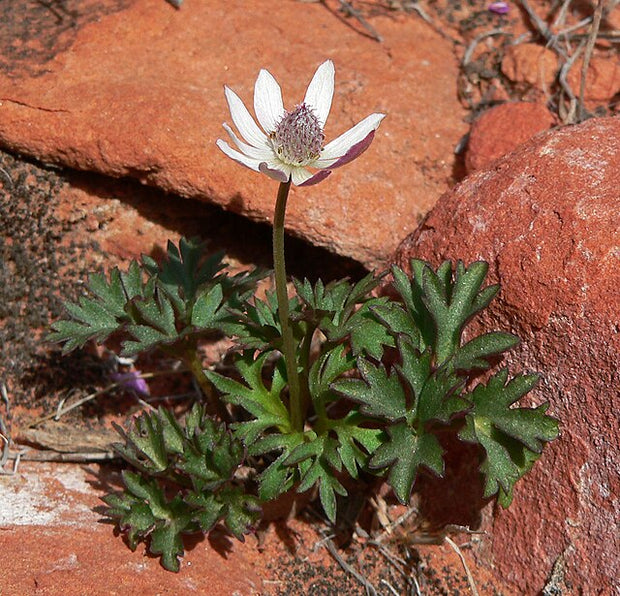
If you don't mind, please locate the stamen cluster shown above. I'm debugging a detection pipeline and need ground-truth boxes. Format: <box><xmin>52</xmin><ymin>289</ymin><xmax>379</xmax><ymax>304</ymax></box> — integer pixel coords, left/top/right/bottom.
<box><xmin>270</xmin><ymin>104</ymin><xmax>324</xmax><ymax>166</ymax></box>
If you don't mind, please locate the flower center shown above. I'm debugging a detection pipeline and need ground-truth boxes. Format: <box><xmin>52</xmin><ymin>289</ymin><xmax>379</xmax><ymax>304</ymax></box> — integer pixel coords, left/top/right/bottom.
<box><xmin>270</xmin><ymin>104</ymin><xmax>324</xmax><ymax>166</ymax></box>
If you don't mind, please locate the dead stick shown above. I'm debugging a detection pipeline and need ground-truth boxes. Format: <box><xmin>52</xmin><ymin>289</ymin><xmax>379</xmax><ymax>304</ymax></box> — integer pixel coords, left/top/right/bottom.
<box><xmin>337</xmin><ymin>0</ymin><xmax>383</xmax><ymax>42</ymax></box>
<box><xmin>578</xmin><ymin>0</ymin><xmax>605</xmax><ymax>121</ymax></box>
<box><xmin>445</xmin><ymin>536</ymin><xmax>479</xmax><ymax>596</ymax></box>
<box><xmin>323</xmin><ymin>537</ymin><xmax>379</xmax><ymax>595</ymax></box>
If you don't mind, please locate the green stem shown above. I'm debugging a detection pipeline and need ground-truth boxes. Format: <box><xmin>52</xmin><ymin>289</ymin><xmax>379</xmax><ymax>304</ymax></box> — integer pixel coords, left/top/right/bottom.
<box><xmin>183</xmin><ymin>346</ymin><xmax>228</xmax><ymax>420</ymax></box>
<box><xmin>297</xmin><ymin>323</ymin><xmax>315</xmax><ymax>425</ymax></box>
<box><xmin>273</xmin><ymin>181</ymin><xmax>302</xmax><ymax>432</ymax></box>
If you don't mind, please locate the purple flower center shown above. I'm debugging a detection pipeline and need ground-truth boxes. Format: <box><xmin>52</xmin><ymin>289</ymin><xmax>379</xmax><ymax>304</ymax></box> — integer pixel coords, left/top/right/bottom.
<box><xmin>271</xmin><ymin>103</ymin><xmax>324</xmax><ymax>166</ymax></box>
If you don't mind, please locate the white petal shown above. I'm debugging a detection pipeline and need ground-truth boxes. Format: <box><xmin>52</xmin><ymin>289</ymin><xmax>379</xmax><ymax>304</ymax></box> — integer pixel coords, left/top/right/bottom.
<box><xmin>224</xmin><ymin>86</ymin><xmax>269</xmax><ymax>148</ymax></box>
<box><xmin>290</xmin><ymin>167</ymin><xmax>313</xmax><ymax>186</ymax></box>
<box><xmin>254</xmin><ymin>69</ymin><xmax>285</xmax><ymax>133</ymax></box>
<box><xmin>223</xmin><ymin>123</ymin><xmax>274</xmax><ymax>161</ymax></box>
<box><xmin>316</xmin><ymin>113</ymin><xmax>385</xmax><ymax>166</ymax></box>
<box><xmin>296</xmin><ymin>169</ymin><xmax>332</xmax><ymax>187</ymax></box>
<box><xmin>304</xmin><ymin>60</ymin><xmax>335</xmax><ymax>128</ymax></box>
<box><xmin>259</xmin><ymin>162</ymin><xmax>290</xmax><ymax>183</ymax></box>
<box><xmin>216</xmin><ymin>139</ymin><xmax>262</xmax><ymax>172</ymax></box>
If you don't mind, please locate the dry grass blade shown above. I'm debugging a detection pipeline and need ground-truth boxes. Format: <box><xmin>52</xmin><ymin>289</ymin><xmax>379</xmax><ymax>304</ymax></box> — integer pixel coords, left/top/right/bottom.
<box><xmin>444</xmin><ymin>536</ymin><xmax>479</xmax><ymax>596</ymax></box>
<box><xmin>578</xmin><ymin>0</ymin><xmax>605</xmax><ymax>121</ymax></box>
<box><xmin>337</xmin><ymin>0</ymin><xmax>383</xmax><ymax>42</ymax></box>
<box><xmin>323</xmin><ymin>536</ymin><xmax>379</xmax><ymax>595</ymax></box>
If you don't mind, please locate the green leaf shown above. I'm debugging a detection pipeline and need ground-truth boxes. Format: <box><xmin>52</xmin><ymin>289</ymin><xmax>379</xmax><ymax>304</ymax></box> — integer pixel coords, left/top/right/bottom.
<box><xmin>179</xmin><ymin>417</ymin><xmax>244</xmax><ymax>492</ymax></box>
<box><xmin>285</xmin><ymin>434</ymin><xmax>346</xmax><ymax>523</ymax></box>
<box><xmin>293</xmin><ymin>273</ymin><xmax>393</xmax><ymax>359</ymax></box>
<box><xmin>206</xmin><ymin>352</ymin><xmax>291</xmax><ymax>445</ymax></box>
<box><xmin>185</xmin><ymin>487</ymin><xmax>261</xmax><ymax>540</ymax></box>
<box><xmin>48</xmin><ymin>261</ymin><xmax>149</xmax><ymax>353</ymax></box>
<box><xmin>453</xmin><ymin>332</ymin><xmax>519</xmax><ymax>371</ymax></box>
<box><xmin>123</xmin><ymin>291</ymin><xmax>180</xmax><ymax>355</ymax></box>
<box><xmin>308</xmin><ymin>344</ymin><xmax>356</xmax><ymax>407</ymax></box>
<box><xmin>149</xmin><ymin>513</ymin><xmax>189</xmax><ymax>573</ymax></box>
<box><xmin>330</xmin><ymin>411</ymin><xmax>384</xmax><ymax>478</ymax></box>
<box><xmin>103</xmin><ymin>472</ymin><xmax>194</xmax><ymax>572</ymax></box>
<box><xmin>347</xmin><ymin>300</ymin><xmax>395</xmax><ymax>359</ymax></box>
<box><xmin>252</xmin><ymin>432</ymin><xmax>308</xmax><ymax>501</ymax></box>
<box><xmin>190</xmin><ymin>284</ymin><xmax>225</xmax><ymax>328</ymax></box>
<box><xmin>230</xmin><ymin>290</ymin><xmax>299</xmax><ymax>352</ymax></box>
<box><xmin>112</xmin><ymin>413</ymin><xmax>169</xmax><ymax>473</ymax></box>
<box><xmin>185</xmin><ymin>492</ymin><xmax>224</xmax><ymax>532</ymax></box>
<box><xmin>218</xmin><ymin>487</ymin><xmax>262</xmax><ymax>540</ymax></box>
<box><xmin>334</xmin><ymin>337</ymin><xmax>467</xmax><ymax>504</ymax></box>
<box><xmin>369</xmin><ymin>422</ymin><xmax>444</xmax><ymax>504</ymax></box>
<box><xmin>420</xmin><ymin>260</ymin><xmax>498</xmax><ymax>364</ymax></box>
<box><xmin>459</xmin><ymin>370</ymin><xmax>559</xmax><ymax>503</ymax></box>
<box><xmin>104</xmin><ymin>404</ymin><xmax>259</xmax><ymax>571</ymax></box>
<box><xmin>142</xmin><ymin>238</ymin><xmax>226</xmax><ymax>307</ymax></box>
<box><xmin>102</xmin><ymin>479</ymin><xmax>156</xmax><ymax>551</ymax></box>
<box><xmin>370</xmin><ymin>301</ymin><xmax>421</xmax><ymax>349</ymax></box>
<box><xmin>332</xmin><ymin>359</ymin><xmax>408</xmax><ymax>420</ymax></box>
<box><xmin>157</xmin><ymin>407</ymin><xmax>186</xmax><ymax>455</ymax></box>
<box><xmin>398</xmin><ymin>338</ymin><xmax>467</xmax><ymax>423</ymax></box>
<box><xmin>388</xmin><ymin>260</ymin><xmax>501</xmax><ymax>366</ymax></box>
<box><xmin>389</xmin><ymin>264</ymin><xmax>435</xmax><ymax>351</ymax></box>
<box><xmin>50</xmin><ymin>237</ymin><xmax>263</xmax><ymax>360</ymax></box>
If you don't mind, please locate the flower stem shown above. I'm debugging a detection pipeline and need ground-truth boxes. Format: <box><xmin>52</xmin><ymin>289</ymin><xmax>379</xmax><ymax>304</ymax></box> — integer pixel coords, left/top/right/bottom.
<box><xmin>173</xmin><ymin>344</ymin><xmax>228</xmax><ymax>420</ymax></box>
<box><xmin>273</xmin><ymin>181</ymin><xmax>302</xmax><ymax>432</ymax></box>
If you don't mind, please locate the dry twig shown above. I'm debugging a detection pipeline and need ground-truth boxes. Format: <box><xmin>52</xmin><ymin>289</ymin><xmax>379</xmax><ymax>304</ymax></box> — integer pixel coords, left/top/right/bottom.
<box><xmin>445</xmin><ymin>535</ymin><xmax>480</xmax><ymax>596</ymax></box>
<box><xmin>323</xmin><ymin>536</ymin><xmax>379</xmax><ymax>595</ymax></box>
<box><xmin>578</xmin><ymin>0</ymin><xmax>605</xmax><ymax>121</ymax></box>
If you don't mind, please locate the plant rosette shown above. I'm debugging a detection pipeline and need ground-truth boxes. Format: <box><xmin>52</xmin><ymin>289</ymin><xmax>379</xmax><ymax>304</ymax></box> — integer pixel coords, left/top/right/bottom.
<box><xmin>49</xmin><ymin>61</ymin><xmax>558</xmax><ymax>572</ymax></box>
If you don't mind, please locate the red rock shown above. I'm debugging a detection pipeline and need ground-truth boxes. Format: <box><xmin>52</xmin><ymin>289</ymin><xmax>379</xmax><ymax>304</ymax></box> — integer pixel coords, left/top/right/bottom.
<box><xmin>0</xmin><ymin>0</ymin><xmax>468</xmax><ymax>270</ymax></box>
<box><xmin>501</xmin><ymin>43</ymin><xmax>558</xmax><ymax>89</ymax></box>
<box><xmin>465</xmin><ymin>102</ymin><xmax>557</xmax><ymax>173</ymax></box>
<box><xmin>567</xmin><ymin>56</ymin><xmax>620</xmax><ymax>106</ymax></box>
<box><xmin>0</xmin><ymin>460</ymin><xmax>518</xmax><ymax>595</ymax></box>
<box><xmin>0</xmin><ymin>462</ymin><xmax>261</xmax><ymax>595</ymax></box>
<box><xmin>394</xmin><ymin>117</ymin><xmax>620</xmax><ymax>593</ymax></box>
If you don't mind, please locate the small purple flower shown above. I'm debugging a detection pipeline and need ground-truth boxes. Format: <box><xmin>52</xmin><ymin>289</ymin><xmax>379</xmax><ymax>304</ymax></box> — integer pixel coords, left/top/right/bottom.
<box><xmin>488</xmin><ymin>1</ymin><xmax>510</xmax><ymax>14</ymax></box>
<box><xmin>111</xmin><ymin>370</ymin><xmax>150</xmax><ymax>397</ymax></box>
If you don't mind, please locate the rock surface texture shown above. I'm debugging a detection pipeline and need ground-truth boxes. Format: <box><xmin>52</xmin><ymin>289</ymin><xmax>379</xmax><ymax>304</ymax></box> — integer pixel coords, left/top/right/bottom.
<box><xmin>0</xmin><ymin>0</ymin><xmax>468</xmax><ymax>270</ymax></box>
<box><xmin>465</xmin><ymin>101</ymin><xmax>557</xmax><ymax>173</ymax></box>
<box><xmin>395</xmin><ymin>116</ymin><xmax>620</xmax><ymax>594</ymax></box>
<box><xmin>0</xmin><ymin>462</ymin><xmax>262</xmax><ymax>595</ymax></box>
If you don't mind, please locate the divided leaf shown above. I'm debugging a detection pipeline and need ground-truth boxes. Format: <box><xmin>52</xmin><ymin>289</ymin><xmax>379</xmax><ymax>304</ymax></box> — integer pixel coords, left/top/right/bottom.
<box><xmin>333</xmin><ymin>337</ymin><xmax>467</xmax><ymax>503</ymax></box>
<box><xmin>387</xmin><ymin>260</ymin><xmax>500</xmax><ymax>366</ymax></box>
<box><xmin>459</xmin><ymin>370</ymin><xmax>559</xmax><ymax>505</ymax></box>
<box><xmin>49</xmin><ymin>237</ymin><xmax>263</xmax><ymax>359</ymax></box>
<box><xmin>369</xmin><ymin>422</ymin><xmax>444</xmax><ymax>504</ymax></box>
<box><xmin>205</xmin><ymin>352</ymin><xmax>292</xmax><ymax>445</ymax></box>
<box><xmin>102</xmin><ymin>472</ymin><xmax>194</xmax><ymax>572</ymax></box>
<box><xmin>293</xmin><ymin>273</ymin><xmax>393</xmax><ymax>359</ymax></box>
<box><xmin>48</xmin><ymin>262</ymin><xmax>145</xmax><ymax>352</ymax></box>
<box><xmin>103</xmin><ymin>404</ymin><xmax>260</xmax><ymax>571</ymax></box>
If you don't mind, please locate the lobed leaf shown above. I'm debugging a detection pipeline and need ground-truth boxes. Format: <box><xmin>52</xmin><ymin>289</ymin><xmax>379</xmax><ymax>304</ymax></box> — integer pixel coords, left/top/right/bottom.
<box><xmin>459</xmin><ymin>370</ymin><xmax>559</xmax><ymax>504</ymax></box>
<box><xmin>206</xmin><ymin>352</ymin><xmax>291</xmax><ymax>445</ymax></box>
<box><xmin>369</xmin><ymin>422</ymin><xmax>444</xmax><ymax>504</ymax></box>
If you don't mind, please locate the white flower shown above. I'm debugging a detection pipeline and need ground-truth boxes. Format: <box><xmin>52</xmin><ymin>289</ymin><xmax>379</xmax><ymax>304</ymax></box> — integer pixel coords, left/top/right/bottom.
<box><xmin>217</xmin><ymin>60</ymin><xmax>385</xmax><ymax>186</ymax></box>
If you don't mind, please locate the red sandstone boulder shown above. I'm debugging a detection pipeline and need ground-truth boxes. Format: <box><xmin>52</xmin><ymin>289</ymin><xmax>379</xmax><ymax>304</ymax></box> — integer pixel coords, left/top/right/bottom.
<box><xmin>501</xmin><ymin>43</ymin><xmax>558</xmax><ymax>89</ymax></box>
<box><xmin>394</xmin><ymin>116</ymin><xmax>620</xmax><ymax>594</ymax></box>
<box><xmin>567</xmin><ymin>56</ymin><xmax>620</xmax><ymax>107</ymax></box>
<box><xmin>465</xmin><ymin>102</ymin><xmax>557</xmax><ymax>173</ymax></box>
<box><xmin>501</xmin><ymin>42</ymin><xmax>620</xmax><ymax>110</ymax></box>
<box><xmin>0</xmin><ymin>0</ymin><xmax>468</xmax><ymax>270</ymax></box>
